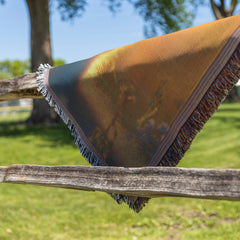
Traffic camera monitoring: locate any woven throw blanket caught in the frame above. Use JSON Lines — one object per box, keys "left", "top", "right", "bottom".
{"left": 37, "top": 14, "right": 240, "bottom": 212}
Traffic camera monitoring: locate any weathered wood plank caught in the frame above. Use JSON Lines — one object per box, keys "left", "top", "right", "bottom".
{"left": 1, "top": 164, "right": 240, "bottom": 200}
{"left": 0, "top": 167, "right": 7, "bottom": 182}
{"left": 0, "top": 73, "right": 43, "bottom": 101}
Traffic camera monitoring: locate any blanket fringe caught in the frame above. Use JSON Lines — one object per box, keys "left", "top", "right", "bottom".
{"left": 36, "top": 44, "right": 240, "bottom": 212}
{"left": 37, "top": 64, "right": 104, "bottom": 167}
{"left": 110, "top": 193, "right": 149, "bottom": 213}
{"left": 129, "top": 44, "right": 240, "bottom": 211}
{"left": 160, "top": 44, "right": 240, "bottom": 167}
{"left": 36, "top": 64, "right": 146, "bottom": 212}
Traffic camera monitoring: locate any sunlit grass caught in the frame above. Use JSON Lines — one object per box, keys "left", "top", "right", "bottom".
{"left": 0, "top": 103, "right": 240, "bottom": 239}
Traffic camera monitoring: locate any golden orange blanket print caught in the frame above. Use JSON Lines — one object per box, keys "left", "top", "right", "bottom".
{"left": 37, "top": 14, "right": 240, "bottom": 212}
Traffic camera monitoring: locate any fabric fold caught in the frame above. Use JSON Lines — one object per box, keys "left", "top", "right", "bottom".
{"left": 37, "top": 14, "right": 240, "bottom": 212}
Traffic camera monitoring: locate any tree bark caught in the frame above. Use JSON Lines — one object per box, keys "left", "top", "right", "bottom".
{"left": 0, "top": 73, "right": 41, "bottom": 101}
{"left": 25, "top": 0, "right": 61, "bottom": 124}
{"left": 210, "top": 0, "right": 238, "bottom": 19}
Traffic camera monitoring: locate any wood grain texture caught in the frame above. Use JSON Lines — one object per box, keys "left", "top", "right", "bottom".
{"left": 0, "top": 167, "right": 7, "bottom": 182}
{"left": 1, "top": 164, "right": 240, "bottom": 200}
{"left": 0, "top": 73, "right": 43, "bottom": 101}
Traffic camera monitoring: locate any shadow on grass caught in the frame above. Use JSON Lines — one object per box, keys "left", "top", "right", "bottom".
{"left": 0, "top": 121, "right": 75, "bottom": 147}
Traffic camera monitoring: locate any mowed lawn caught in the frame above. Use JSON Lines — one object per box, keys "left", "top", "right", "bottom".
{"left": 0, "top": 102, "right": 240, "bottom": 240}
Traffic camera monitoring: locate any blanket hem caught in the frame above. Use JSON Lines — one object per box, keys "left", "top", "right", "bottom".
{"left": 36, "top": 64, "right": 147, "bottom": 213}
{"left": 158, "top": 43, "right": 240, "bottom": 167}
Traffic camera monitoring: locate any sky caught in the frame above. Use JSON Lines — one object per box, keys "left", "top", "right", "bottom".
{"left": 0, "top": 1, "right": 217, "bottom": 64}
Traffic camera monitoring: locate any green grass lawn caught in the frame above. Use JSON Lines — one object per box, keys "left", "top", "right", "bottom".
{"left": 0, "top": 103, "right": 240, "bottom": 240}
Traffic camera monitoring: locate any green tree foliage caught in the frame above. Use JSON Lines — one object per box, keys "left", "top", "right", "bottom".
{"left": 0, "top": 59, "right": 65, "bottom": 80}
{"left": 53, "top": 59, "right": 66, "bottom": 67}
{"left": 55, "top": 0, "right": 204, "bottom": 36}
{"left": 51, "top": 0, "right": 204, "bottom": 36}
{"left": 106, "top": 0, "right": 204, "bottom": 36}
{"left": 1, "top": 0, "right": 205, "bottom": 36}
{"left": 56, "top": 0, "right": 87, "bottom": 20}
{"left": 0, "top": 60, "right": 29, "bottom": 79}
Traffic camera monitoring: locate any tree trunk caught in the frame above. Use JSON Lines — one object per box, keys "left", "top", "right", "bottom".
{"left": 25, "top": 0, "right": 61, "bottom": 124}
{"left": 210, "top": 0, "right": 239, "bottom": 102}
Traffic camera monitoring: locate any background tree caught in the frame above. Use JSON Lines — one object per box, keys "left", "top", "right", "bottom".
{"left": 210, "top": 0, "right": 238, "bottom": 19}
{"left": 25, "top": 0, "right": 69, "bottom": 124}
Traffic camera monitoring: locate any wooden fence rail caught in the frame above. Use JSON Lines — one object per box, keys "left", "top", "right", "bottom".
{"left": 0, "top": 73, "right": 240, "bottom": 201}
{"left": 0, "top": 73, "right": 42, "bottom": 101}
{"left": 1, "top": 164, "right": 240, "bottom": 200}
